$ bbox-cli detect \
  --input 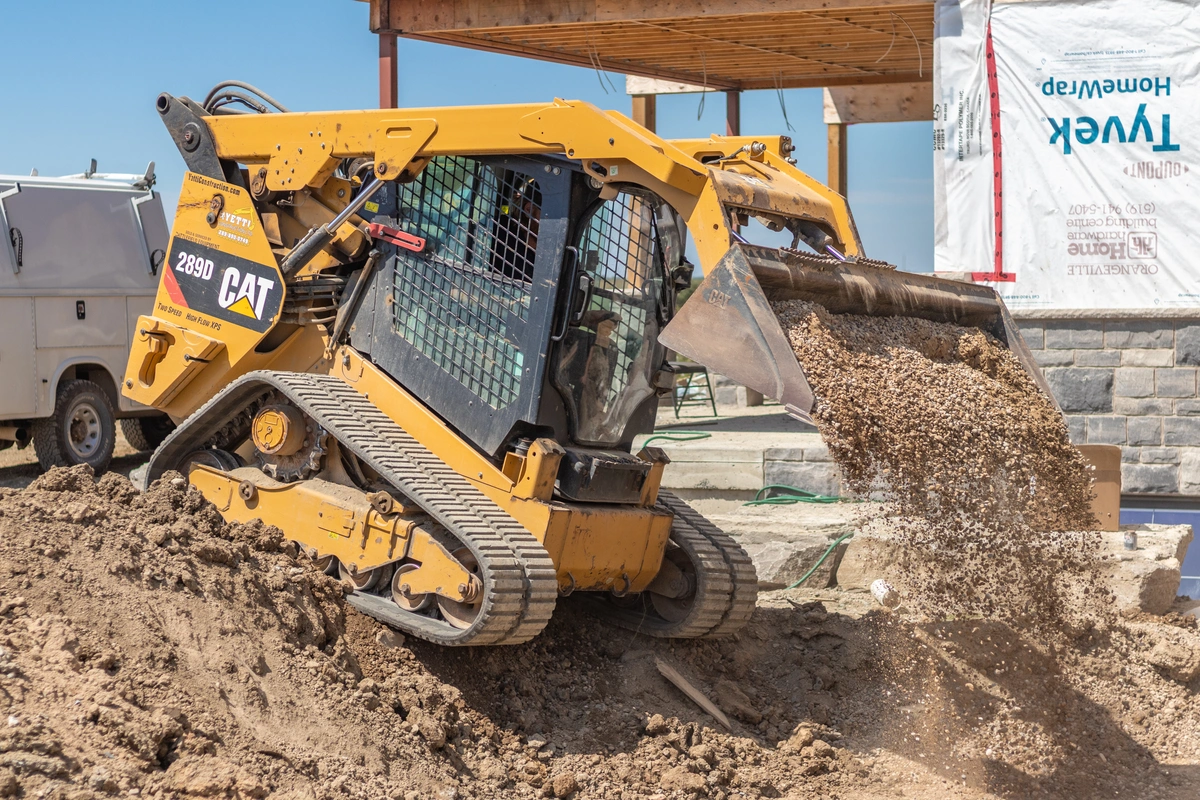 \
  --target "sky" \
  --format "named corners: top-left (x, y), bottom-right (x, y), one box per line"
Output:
top-left (0, 0), bottom-right (934, 271)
